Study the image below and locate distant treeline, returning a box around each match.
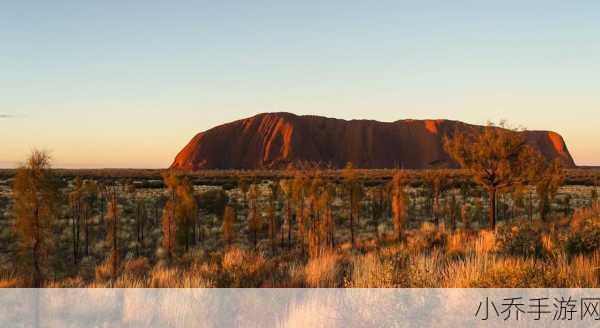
[1,168,599,188]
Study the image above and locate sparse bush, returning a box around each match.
[408,249,443,287]
[122,257,151,280]
[197,189,229,216]
[406,222,447,253]
[469,258,546,288]
[221,247,268,287]
[565,222,600,257]
[446,232,467,259]
[78,256,96,281]
[346,253,395,287]
[565,205,600,257]
[95,256,121,282]
[496,222,545,258]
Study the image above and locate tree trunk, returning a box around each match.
[270,215,276,256]
[350,194,355,248]
[539,196,548,222]
[330,209,335,248]
[111,196,119,281]
[31,206,42,288]
[84,207,89,257]
[72,212,77,265]
[433,195,440,226]
[488,189,497,230]
[287,212,292,249]
[185,225,189,252]
[528,191,533,223]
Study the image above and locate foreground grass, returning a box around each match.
[3,204,600,289]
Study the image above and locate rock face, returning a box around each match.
[171,112,576,170]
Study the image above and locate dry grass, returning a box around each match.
[304,252,341,288]
[473,230,496,256]
[346,253,395,288]
[4,202,600,289]
[570,202,599,229]
[0,273,19,288]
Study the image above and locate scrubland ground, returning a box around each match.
[0,171,599,288]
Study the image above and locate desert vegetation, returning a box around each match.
[1,125,600,288]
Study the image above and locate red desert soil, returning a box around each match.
[171,112,576,170]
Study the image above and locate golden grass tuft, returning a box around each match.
[474,230,496,256]
[122,257,151,280]
[0,277,19,288]
[304,252,341,288]
[407,249,443,287]
[346,253,394,288]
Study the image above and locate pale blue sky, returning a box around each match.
[1,1,599,168]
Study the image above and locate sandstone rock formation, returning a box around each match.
[171,112,576,170]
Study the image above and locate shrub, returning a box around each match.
[78,256,96,281]
[496,222,545,258]
[469,259,546,288]
[346,253,395,287]
[221,247,268,287]
[197,189,229,216]
[565,221,600,257]
[95,256,121,282]
[564,204,600,258]
[446,232,468,259]
[122,257,151,280]
[406,222,447,254]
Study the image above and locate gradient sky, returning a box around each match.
[1,1,599,168]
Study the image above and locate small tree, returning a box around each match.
[247,184,261,249]
[292,171,307,251]
[161,172,197,255]
[105,185,120,281]
[447,194,460,231]
[268,182,280,255]
[69,177,83,264]
[511,186,526,220]
[535,159,565,221]
[318,184,336,250]
[161,173,178,256]
[461,203,471,230]
[422,171,451,225]
[341,162,364,248]
[176,178,198,252]
[279,179,293,248]
[239,176,250,212]
[125,182,144,257]
[391,171,408,241]
[134,197,147,257]
[82,180,98,258]
[222,205,236,247]
[444,123,539,230]
[13,150,60,287]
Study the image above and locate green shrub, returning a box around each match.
[197,189,229,216]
